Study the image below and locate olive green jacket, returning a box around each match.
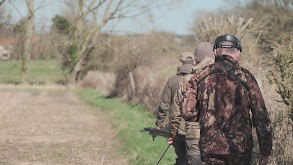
[156,64,194,135]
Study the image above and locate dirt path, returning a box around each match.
[0,87,128,165]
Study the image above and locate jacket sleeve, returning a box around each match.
[182,74,199,121]
[248,74,273,156]
[156,79,172,128]
[170,80,184,137]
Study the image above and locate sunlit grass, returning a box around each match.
[0,60,64,84]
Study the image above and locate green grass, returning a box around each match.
[75,89,177,165]
[0,60,64,84]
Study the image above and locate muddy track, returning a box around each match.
[0,87,127,165]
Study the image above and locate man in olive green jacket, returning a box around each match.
[156,51,196,165]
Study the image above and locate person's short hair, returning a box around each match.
[216,41,239,55]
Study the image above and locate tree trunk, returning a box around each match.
[21,0,34,83]
[70,46,94,82]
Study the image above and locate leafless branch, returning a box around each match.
[110,1,165,23]
[84,0,107,18]
[25,0,35,19]
[8,0,23,18]
[99,1,118,26]
[34,0,62,12]
[0,0,6,6]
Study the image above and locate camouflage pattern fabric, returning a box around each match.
[201,151,252,165]
[170,57,215,138]
[182,55,272,156]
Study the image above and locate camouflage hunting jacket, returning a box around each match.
[170,58,215,138]
[183,55,272,155]
[156,64,194,135]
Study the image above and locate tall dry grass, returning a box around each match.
[78,71,116,96]
[192,15,265,73]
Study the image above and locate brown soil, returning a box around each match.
[0,85,127,165]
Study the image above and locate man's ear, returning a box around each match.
[235,50,240,59]
[179,61,183,66]
[214,49,218,56]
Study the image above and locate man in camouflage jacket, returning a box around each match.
[156,51,196,165]
[169,42,215,165]
[176,35,272,165]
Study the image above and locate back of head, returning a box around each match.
[213,34,242,55]
[180,52,195,65]
[216,41,239,55]
[194,42,215,63]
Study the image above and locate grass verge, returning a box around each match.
[0,60,64,84]
[75,88,176,165]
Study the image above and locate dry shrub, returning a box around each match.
[192,15,265,77]
[77,32,188,110]
[132,66,170,114]
[109,65,171,114]
[271,109,293,165]
[257,75,293,164]
[108,33,181,110]
[267,34,293,164]
[78,71,116,96]
[78,33,191,112]
[236,0,293,53]
[268,35,293,117]
[193,15,255,43]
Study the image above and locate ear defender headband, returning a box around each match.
[213,34,242,52]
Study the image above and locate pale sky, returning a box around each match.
[114,0,230,35]
[3,0,231,35]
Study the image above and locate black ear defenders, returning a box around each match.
[213,34,242,52]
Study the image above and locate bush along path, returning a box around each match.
[75,89,177,165]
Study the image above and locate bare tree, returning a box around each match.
[0,0,6,6]
[20,0,34,83]
[57,0,156,82]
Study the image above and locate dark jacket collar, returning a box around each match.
[177,64,194,75]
